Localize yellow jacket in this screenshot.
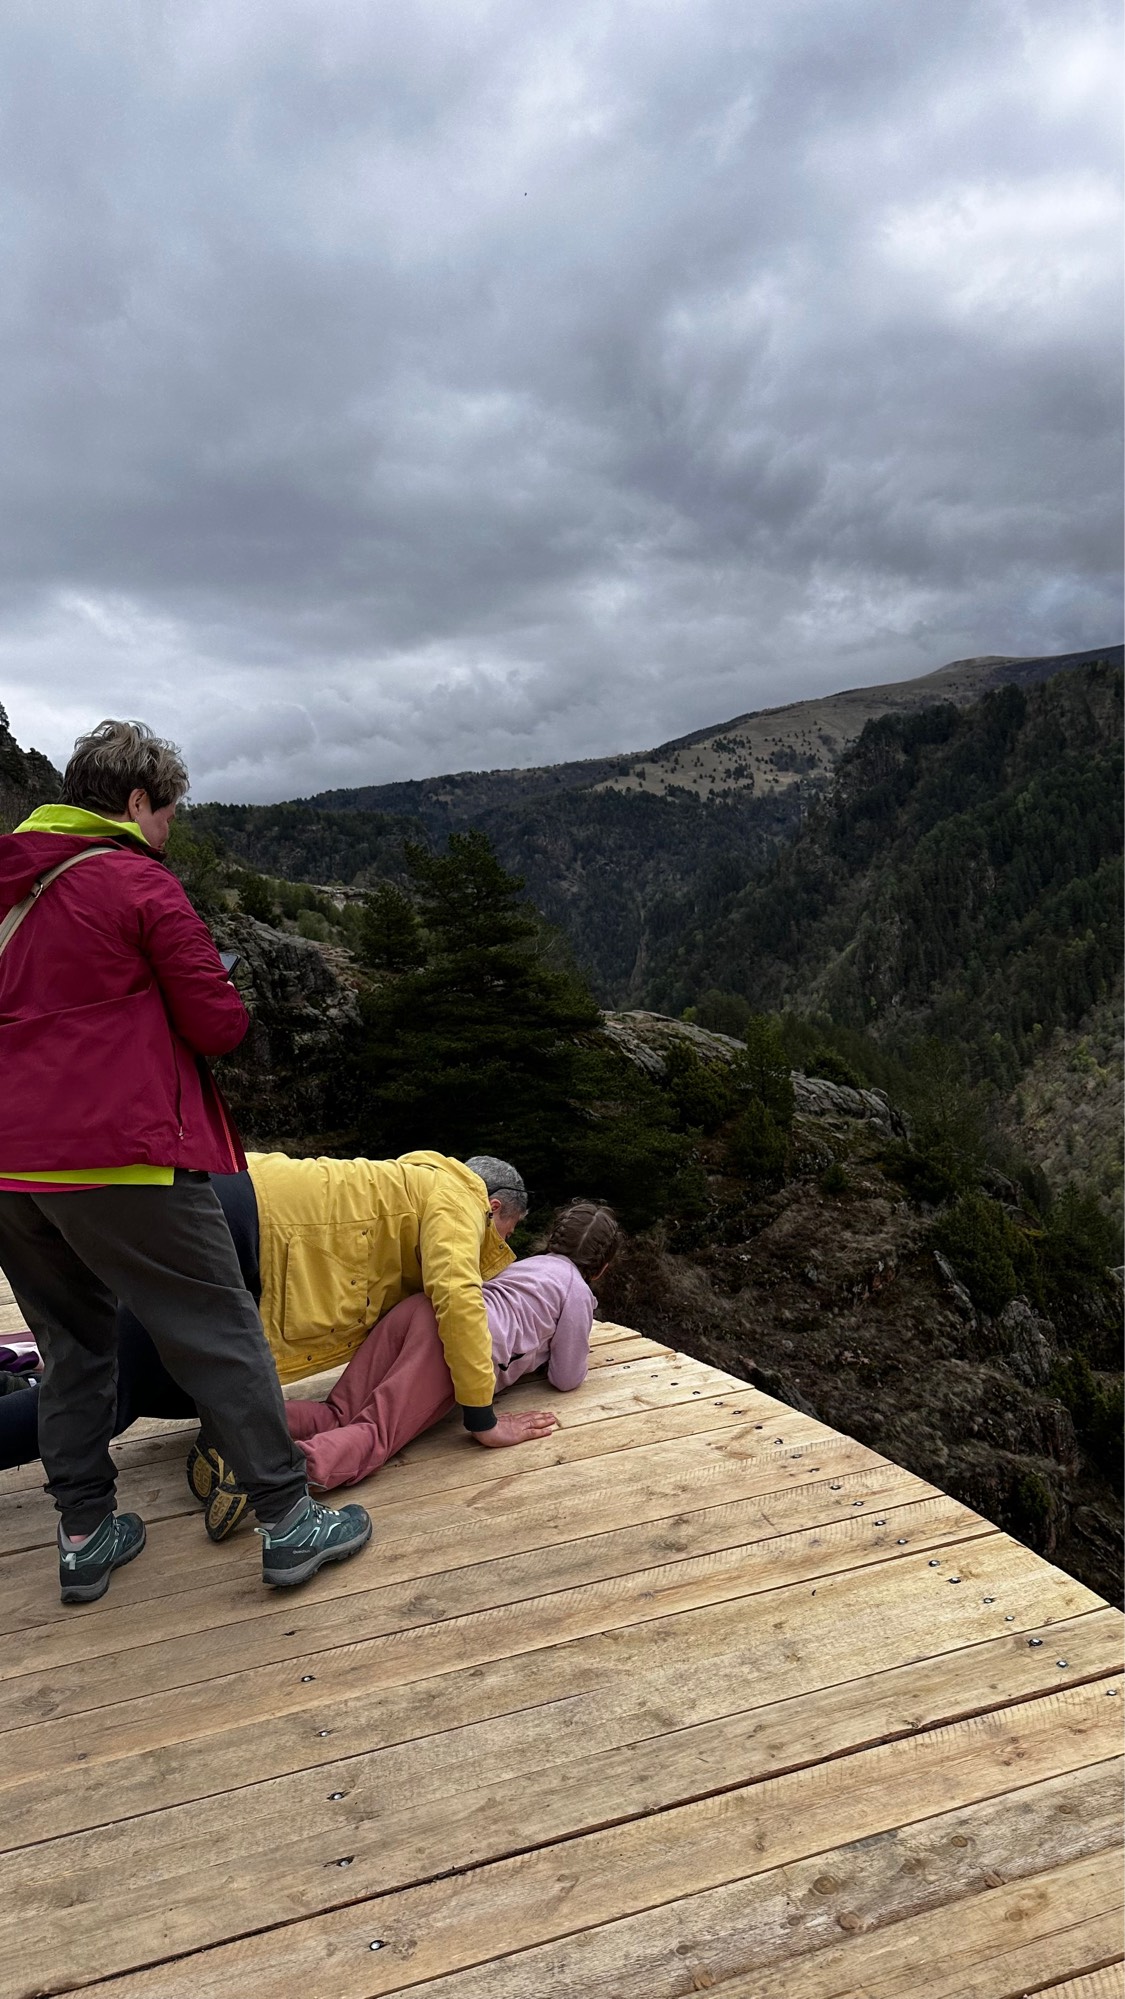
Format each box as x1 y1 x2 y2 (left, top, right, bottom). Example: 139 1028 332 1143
246 1150 514 1410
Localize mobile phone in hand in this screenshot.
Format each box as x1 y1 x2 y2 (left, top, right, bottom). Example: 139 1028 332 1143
219 950 240 979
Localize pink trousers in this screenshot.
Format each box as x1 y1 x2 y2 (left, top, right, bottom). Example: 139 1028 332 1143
285 1292 456 1489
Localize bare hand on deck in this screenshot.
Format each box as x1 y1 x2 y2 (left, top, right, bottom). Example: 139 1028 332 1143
473 1410 559 1447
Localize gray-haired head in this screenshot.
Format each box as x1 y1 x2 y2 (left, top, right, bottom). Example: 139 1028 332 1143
62 720 189 816
464 1155 528 1222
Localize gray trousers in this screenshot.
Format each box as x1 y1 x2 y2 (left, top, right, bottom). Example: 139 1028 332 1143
0 1172 307 1533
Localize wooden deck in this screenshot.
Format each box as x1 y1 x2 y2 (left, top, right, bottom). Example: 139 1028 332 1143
1 1314 1122 1999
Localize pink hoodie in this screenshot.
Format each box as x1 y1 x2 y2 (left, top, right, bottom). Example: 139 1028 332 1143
484 1254 596 1391
285 1251 598 1489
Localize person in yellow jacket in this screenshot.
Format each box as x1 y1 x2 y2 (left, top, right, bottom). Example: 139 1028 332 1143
247 1149 545 1440
110 1152 561 1507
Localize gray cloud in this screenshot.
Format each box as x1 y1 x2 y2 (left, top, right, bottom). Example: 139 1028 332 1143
0 0 1119 800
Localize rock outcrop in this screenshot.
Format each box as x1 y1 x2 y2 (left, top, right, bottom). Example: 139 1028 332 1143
601 1007 908 1137
599 1100 1122 1608
210 914 361 1152
0 706 61 831
600 1008 745 1075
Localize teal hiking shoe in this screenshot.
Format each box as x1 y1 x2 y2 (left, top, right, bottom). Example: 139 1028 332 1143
258 1496 372 1589
59 1513 146 1605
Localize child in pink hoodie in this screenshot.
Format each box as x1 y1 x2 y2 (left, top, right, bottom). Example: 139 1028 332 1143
285 1201 621 1490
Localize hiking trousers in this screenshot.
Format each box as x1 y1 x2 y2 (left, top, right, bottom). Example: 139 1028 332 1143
286 1291 457 1489
0 1172 308 1534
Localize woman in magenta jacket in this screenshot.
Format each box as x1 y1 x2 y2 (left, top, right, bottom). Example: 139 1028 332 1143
0 719 370 1603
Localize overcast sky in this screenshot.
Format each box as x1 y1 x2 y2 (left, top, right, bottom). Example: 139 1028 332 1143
0 1 1120 801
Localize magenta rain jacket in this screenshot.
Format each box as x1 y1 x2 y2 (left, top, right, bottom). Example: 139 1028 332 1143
0 828 249 1175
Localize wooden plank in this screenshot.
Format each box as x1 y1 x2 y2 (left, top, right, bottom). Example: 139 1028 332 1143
1031 1971 1125 1999
0 1352 759 1557
0 1266 25 1335
0 1423 903 1687
0 1361 745 1509
4 1509 1115 1844
0 1526 1105 1843
0 1320 669 1501
0 1356 778 1530
3 1462 949 1725
0 1416 896 1644
583 1331 670 1365
8 1564 1116 1850
592 1868 1124 1999
35 1708 1121 1999
5 1663 1119 1991
395 1862 1125 1999
0 1423 191 1498
0 1491 996 1783
2 1309 1120 1999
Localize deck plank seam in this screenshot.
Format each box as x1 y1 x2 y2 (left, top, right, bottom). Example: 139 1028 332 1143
0 1450 939 1624
34 1751 1125 1999
7 1646 1121 1860
0 1514 1001 1731
0 1409 868 1560
1022 1957 1125 1999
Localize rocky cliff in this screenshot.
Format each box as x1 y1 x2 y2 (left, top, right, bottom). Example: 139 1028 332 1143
0 706 61 832
596 1010 1123 1608
208 914 362 1154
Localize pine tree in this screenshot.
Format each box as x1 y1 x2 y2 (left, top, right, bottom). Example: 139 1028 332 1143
237 869 276 924
358 881 423 972
355 832 602 1188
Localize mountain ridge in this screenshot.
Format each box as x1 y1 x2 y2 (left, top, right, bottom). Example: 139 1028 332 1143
304 642 1121 820
188 642 1121 1002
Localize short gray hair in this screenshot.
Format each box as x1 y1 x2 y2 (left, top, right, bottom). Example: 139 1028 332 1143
62 720 190 815
464 1155 528 1217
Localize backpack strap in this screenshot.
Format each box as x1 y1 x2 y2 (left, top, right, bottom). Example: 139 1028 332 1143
0 846 120 961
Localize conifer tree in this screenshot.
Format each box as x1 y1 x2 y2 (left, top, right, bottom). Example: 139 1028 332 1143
358 881 423 971
356 832 602 1186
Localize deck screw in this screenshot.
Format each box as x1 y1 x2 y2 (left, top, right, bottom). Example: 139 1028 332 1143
1107 1689 1119 1697
949 1577 962 1584
317 1730 331 1738
328 1791 345 1800
928 1560 941 1568
983 1597 995 1604
852 1500 864 1508
301 1675 315 1683
1028 1638 1043 1648
336 1856 354 1868
369 1942 385 1951
1005 1615 1015 1622
829 1483 842 1491
754 1424 763 1430
1055 1660 1068 1669
896 1537 907 1544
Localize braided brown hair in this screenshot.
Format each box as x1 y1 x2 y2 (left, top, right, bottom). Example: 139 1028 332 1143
544 1200 622 1282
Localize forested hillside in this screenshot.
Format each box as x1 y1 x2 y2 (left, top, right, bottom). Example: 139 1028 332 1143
188 644 1121 1002
191 786 797 999
655 663 1122 1110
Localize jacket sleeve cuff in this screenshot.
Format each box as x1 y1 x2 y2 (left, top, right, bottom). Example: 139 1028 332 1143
460 1403 498 1433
